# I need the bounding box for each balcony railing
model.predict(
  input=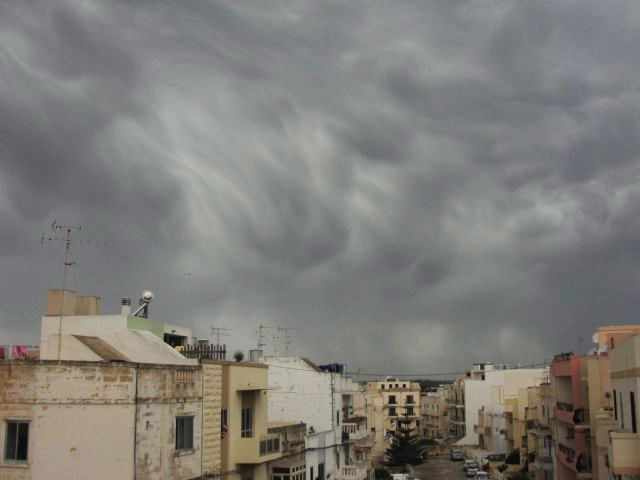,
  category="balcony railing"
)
[342,465,367,480]
[557,401,574,412]
[342,423,367,442]
[554,352,574,362]
[573,408,589,426]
